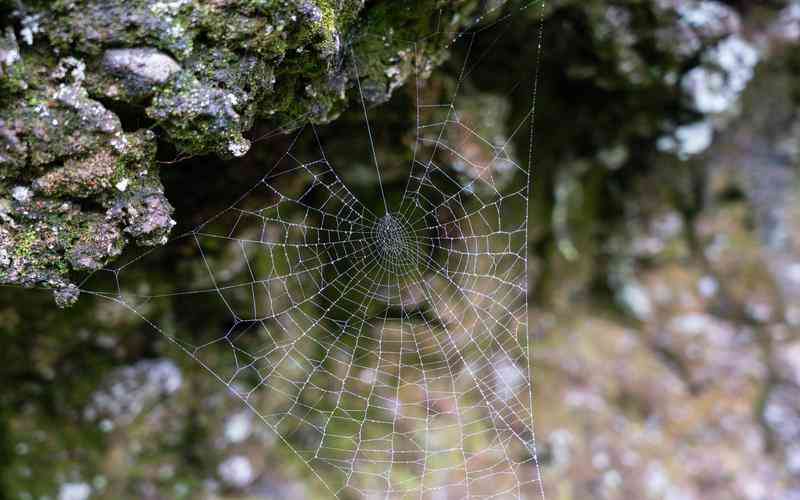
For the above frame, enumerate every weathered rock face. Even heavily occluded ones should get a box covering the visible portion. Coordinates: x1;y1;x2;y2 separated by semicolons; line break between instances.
0;51;175;306
0;0;480;305
100;48;182;98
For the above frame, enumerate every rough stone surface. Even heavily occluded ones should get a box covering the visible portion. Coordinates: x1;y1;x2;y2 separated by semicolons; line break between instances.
0;0;479;305
0;57;175;298
101;47;181;98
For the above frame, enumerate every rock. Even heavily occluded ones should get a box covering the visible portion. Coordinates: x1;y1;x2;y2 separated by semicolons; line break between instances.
58;483;91;500
115;191;176;246
0;26;25;93
67;220;124;271
146;71;249;158
33;149;118;198
0;1;483;304
0;75;173;304
54;284;80;308
218;455;255;489
84;359;182;424
682;35;759;115
101;47;181;97
10;186;32;203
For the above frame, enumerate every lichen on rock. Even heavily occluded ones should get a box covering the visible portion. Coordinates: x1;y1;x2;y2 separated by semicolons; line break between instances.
1;0;479;305
0;53;174;305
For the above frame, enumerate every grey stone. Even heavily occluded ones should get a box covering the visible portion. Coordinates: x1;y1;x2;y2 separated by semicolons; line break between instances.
102;48;181;96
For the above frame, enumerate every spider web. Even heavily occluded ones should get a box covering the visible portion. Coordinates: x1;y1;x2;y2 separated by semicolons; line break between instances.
80;2;546;498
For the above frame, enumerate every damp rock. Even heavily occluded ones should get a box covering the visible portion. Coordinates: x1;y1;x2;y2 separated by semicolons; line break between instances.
101;48;181;98
146;71;249;157
0;74;172;303
84;359;183;425
33;149;119;198
0;27;25;94
0;28;20;69
682;35;759;115
113;191;176;246
227;136;251;158
53;284;80;308
67;220;124;271
11;186;32;204
58;482;91;500
0;0;484;305
218;455;255;489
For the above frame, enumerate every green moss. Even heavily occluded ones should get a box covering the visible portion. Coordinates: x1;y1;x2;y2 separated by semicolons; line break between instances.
13;231;38;260
317;0;338;36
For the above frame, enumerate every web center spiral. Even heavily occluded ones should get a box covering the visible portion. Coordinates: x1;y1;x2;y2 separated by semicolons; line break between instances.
371;213;419;276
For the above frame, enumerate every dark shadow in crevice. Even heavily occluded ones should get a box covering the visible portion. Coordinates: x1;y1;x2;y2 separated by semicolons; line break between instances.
93;96;156;133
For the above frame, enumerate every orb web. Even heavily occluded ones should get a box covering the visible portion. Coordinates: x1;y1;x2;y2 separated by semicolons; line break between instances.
80;2;546;498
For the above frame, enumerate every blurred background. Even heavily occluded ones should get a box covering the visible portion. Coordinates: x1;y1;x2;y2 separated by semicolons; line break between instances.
2;0;800;499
